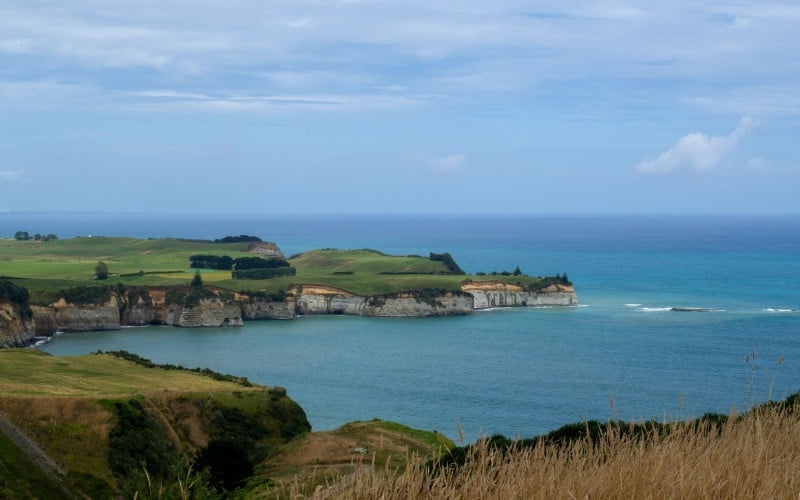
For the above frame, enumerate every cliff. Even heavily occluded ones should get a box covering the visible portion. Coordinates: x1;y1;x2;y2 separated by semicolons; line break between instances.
0;301;36;347
30;287;245;337
461;282;578;309
1;282;577;341
294;285;474;317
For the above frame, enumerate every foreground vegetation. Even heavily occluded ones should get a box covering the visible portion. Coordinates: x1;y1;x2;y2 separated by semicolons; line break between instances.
1;347;798;497
0;236;565;300
287;396;800;499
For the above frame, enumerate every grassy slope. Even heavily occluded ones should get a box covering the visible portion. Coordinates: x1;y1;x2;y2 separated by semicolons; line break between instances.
0;349;259;397
0;237;546;298
251;419;455;498
0;349;274;497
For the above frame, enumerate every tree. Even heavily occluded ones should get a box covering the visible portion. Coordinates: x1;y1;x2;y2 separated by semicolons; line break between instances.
95;261;109;280
191;271;203;288
513;265;522;276
14;231;30;241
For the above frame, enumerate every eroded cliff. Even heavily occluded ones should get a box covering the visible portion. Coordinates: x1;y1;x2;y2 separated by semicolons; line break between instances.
2;281;578;341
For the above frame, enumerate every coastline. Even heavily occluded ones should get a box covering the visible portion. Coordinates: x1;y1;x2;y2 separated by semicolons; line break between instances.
4;283;578;347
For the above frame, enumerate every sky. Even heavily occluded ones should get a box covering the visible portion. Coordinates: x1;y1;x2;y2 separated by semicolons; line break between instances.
1;1;798;215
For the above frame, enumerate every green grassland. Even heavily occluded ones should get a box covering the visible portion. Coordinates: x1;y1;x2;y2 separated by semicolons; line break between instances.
0;349;260;397
0;237;550;299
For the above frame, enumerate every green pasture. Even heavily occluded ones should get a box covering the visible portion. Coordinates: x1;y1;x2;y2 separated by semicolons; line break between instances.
0;237;545;298
0;349;260;397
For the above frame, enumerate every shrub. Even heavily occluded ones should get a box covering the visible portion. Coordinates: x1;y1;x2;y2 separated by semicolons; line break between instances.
189;254;233;270
0;280;32;319
232;256;290;270
232;267;296;280
429;252;465;274
95;261;109;280
214;235;262;243
108;398;181;483
61;285;112;305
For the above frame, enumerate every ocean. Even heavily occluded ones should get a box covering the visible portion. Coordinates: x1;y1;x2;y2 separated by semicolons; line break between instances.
5;213;798;442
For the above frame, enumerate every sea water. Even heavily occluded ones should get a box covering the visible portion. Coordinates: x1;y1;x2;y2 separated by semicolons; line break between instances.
5;214;797;442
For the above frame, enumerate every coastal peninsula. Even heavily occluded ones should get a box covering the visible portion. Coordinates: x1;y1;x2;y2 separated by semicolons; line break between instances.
0;234;576;346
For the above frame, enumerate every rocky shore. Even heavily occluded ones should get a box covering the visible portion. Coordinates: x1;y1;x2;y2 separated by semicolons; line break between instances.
1;283;578;347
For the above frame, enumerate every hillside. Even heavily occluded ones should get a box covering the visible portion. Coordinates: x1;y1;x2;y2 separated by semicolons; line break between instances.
0;349;310;498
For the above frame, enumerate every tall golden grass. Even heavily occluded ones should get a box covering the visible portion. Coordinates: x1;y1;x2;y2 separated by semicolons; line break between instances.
293;402;800;499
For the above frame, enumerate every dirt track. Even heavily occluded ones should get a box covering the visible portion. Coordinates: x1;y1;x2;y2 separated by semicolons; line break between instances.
0;409;72;496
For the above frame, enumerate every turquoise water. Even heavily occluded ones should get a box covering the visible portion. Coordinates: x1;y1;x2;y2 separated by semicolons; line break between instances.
15;215;799;442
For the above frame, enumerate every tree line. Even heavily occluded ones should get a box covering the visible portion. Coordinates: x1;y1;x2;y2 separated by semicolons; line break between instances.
13;231;58;241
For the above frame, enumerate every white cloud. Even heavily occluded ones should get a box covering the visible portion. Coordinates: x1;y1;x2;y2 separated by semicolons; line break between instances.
0;169;24;181
635;117;754;175
430;154;466;173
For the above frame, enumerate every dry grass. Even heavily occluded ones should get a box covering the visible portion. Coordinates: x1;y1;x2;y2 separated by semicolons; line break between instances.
298;404;800;499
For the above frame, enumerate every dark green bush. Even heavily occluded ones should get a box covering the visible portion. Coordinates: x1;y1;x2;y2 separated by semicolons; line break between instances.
108;399;181;483
60;285;112;305
190;254;234;270
214;235;262;243
429;252;465;274
0;280;32;319
233;257;291;270
232;267;296;280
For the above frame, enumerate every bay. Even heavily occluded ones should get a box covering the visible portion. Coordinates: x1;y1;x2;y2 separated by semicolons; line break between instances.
16;214;799;442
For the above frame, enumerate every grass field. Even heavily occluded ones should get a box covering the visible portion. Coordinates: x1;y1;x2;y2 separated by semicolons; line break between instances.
0;237;548;298
0;349;261;397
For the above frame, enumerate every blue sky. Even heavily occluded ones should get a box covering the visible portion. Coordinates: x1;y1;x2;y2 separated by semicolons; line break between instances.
1;1;798;214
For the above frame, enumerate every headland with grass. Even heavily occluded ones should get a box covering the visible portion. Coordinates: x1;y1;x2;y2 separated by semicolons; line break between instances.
0;234;577;346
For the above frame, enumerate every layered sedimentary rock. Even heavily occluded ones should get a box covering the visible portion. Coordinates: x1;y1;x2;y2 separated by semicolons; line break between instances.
166;299;244;327
461;282;578;309
31;297;122;334
294;285;474;317
240;296;296;320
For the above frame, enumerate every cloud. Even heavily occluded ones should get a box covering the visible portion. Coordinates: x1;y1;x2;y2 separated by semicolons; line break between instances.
635;117;754;174
0;169;24;181
1;2;799;115
430;154;466;173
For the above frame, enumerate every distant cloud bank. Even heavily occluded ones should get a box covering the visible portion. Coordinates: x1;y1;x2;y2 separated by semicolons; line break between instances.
636;117;754;174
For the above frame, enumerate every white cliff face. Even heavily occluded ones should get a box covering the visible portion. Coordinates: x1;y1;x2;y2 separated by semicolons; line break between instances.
463;282;578;310
295;288;474;317
174;298;244;327
469;290;578;309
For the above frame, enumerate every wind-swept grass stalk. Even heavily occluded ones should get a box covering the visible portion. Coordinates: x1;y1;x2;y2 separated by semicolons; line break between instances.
299;401;800;499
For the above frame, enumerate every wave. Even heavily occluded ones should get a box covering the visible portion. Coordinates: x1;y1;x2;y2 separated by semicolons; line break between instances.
670;307;723;313
639;307;673;312
624;303;641;308
764;308;798;313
